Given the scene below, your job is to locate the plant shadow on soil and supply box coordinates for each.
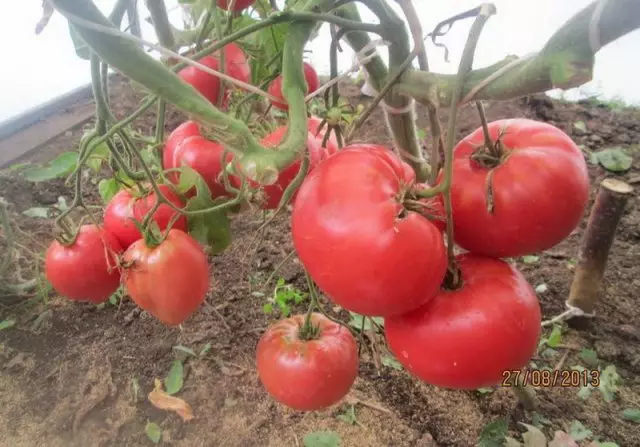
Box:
[1,77,639,447]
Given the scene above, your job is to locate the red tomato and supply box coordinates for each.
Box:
[178,43,250,105]
[122,230,210,326]
[441,118,589,257]
[230,124,333,209]
[308,116,340,154]
[163,121,201,173]
[268,63,320,111]
[45,224,122,304]
[256,313,358,411]
[217,0,255,11]
[104,184,188,249]
[385,253,542,389]
[291,145,447,317]
[171,135,234,198]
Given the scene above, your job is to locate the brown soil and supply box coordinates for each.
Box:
[1,75,639,447]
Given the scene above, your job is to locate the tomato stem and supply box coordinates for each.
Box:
[475,101,502,158]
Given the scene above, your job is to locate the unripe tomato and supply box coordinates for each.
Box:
[292,145,447,317]
[45,224,122,304]
[385,253,542,389]
[217,0,255,11]
[441,118,589,258]
[103,184,188,249]
[163,121,201,172]
[268,63,320,111]
[122,230,210,326]
[256,313,358,411]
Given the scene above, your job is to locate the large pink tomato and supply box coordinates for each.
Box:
[440,118,589,258]
[291,145,447,317]
[385,253,542,389]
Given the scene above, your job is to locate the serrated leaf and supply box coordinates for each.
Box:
[622,408,640,423]
[98,178,120,203]
[381,354,403,370]
[165,360,184,395]
[574,121,587,132]
[547,325,562,348]
[522,255,539,264]
[595,148,633,172]
[569,420,592,441]
[0,319,16,331]
[173,345,197,357]
[145,422,162,444]
[519,423,547,447]
[579,349,599,367]
[21,152,77,182]
[599,365,621,402]
[478,418,508,447]
[303,431,341,447]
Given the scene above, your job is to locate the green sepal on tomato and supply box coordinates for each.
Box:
[256,313,358,411]
[385,253,542,389]
[267,62,319,111]
[291,145,447,317]
[122,229,210,326]
[438,118,589,258]
[45,224,123,304]
[103,184,188,249]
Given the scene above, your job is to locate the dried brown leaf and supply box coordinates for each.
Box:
[148,379,194,421]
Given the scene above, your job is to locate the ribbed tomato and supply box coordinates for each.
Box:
[103,184,188,249]
[163,121,200,172]
[385,253,542,389]
[256,313,358,411]
[45,224,122,304]
[291,145,447,317]
[268,63,320,111]
[441,118,589,257]
[122,229,210,326]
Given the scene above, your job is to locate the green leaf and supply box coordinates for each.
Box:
[68,23,91,60]
[86,141,110,172]
[476,387,494,394]
[303,431,341,447]
[574,121,587,132]
[173,345,197,357]
[98,178,121,203]
[164,360,184,395]
[531,412,552,429]
[21,152,77,182]
[521,255,539,264]
[568,420,592,441]
[336,405,357,425]
[381,354,403,371]
[263,303,274,314]
[145,422,162,444]
[519,423,547,446]
[0,319,16,331]
[477,418,508,447]
[599,365,621,402]
[199,342,212,357]
[622,408,640,423]
[594,148,633,172]
[547,325,563,348]
[579,349,599,367]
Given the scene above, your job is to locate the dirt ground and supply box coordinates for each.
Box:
[1,75,639,447]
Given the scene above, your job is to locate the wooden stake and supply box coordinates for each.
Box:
[568,178,634,315]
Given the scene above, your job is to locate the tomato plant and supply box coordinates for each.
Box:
[122,229,210,326]
[438,119,590,258]
[268,62,320,111]
[217,0,255,12]
[385,253,542,389]
[291,146,447,317]
[104,184,188,249]
[256,313,358,411]
[45,224,122,304]
[163,120,200,171]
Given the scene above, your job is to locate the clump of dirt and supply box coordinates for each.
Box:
[1,75,639,447]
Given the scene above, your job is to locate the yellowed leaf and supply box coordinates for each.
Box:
[148,379,194,421]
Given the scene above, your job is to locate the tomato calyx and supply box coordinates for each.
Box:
[298,319,321,341]
[441,264,464,291]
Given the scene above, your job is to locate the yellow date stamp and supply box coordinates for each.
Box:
[502,369,600,388]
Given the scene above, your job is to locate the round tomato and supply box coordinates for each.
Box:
[256,313,358,411]
[171,135,234,199]
[163,121,200,172]
[178,43,250,105]
[45,224,122,304]
[291,145,447,317]
[217,0,255,11]
[104,184,188,249]
[385,253,541,389]
[441,118,589,258]
[122,229,210,325]
[268,63,320,111]
[308,116,340,154]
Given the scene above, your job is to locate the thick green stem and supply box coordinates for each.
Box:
[145,0,175,48]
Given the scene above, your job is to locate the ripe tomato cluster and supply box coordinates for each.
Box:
[258,118,589,411]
